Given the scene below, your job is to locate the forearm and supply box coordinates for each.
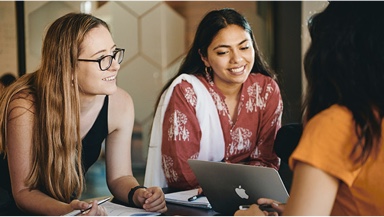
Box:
[108,175,167,212]
[108,175,140,204]
[14,188,72,215]
[248,132,280,169]
[161,92,201,189]
[251,110,282,169]
[247,135,280,169]
[162,139,200,189]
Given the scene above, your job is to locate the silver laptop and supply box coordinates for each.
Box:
[188,159,289,215]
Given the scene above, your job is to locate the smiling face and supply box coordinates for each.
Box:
[76,25,120,97]
[200,24,255,91]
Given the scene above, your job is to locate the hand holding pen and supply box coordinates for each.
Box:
[65,197,110,216]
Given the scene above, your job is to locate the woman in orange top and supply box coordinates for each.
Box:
[236,2,384,215]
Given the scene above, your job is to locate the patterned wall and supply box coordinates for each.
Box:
[16,0,329,167]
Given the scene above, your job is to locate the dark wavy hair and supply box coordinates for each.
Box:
[303,2,384,163]
[156,8,275,106]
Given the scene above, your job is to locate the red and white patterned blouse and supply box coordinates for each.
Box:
[161,73,283,189]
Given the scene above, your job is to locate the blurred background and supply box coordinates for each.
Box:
[0,1,328,199]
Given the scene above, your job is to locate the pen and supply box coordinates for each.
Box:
[187,193,204,202]
[64,196,111,216]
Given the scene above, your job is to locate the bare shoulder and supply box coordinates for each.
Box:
[8,90,36,121]
[107,88,134,131]
[108,87,134,111]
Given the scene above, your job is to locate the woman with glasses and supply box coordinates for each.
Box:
[0,13,166,215]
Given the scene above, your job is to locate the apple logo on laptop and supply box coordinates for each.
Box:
[235,185,249,199]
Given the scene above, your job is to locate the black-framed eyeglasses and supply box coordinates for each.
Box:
[78,48,125,71]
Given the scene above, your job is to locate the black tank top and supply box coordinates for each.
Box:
[81,95,109,173]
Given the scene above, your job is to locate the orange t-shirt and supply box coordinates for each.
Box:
[290,104,384,215]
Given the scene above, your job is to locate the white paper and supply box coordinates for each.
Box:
[102,201,161,216]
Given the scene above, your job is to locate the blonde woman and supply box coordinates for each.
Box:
[0,13,166,215]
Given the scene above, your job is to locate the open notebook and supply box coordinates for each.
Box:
[165,188,212,209]
[64,200,160,216]
[102,201,161,216]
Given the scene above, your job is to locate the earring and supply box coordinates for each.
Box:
[204,67,214,85]
[204,66,210,75]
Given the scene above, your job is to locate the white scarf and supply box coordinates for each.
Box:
[144,74,225,187]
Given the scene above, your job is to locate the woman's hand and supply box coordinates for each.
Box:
[134,186,167,213]
[235,204,267,216]
[257,198,285,215]
[69,199,107,216]
[234,198,285,216]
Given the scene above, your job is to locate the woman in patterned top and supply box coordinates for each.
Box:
[145,8,283,190]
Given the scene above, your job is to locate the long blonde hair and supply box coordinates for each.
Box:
[0,13,110,202]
